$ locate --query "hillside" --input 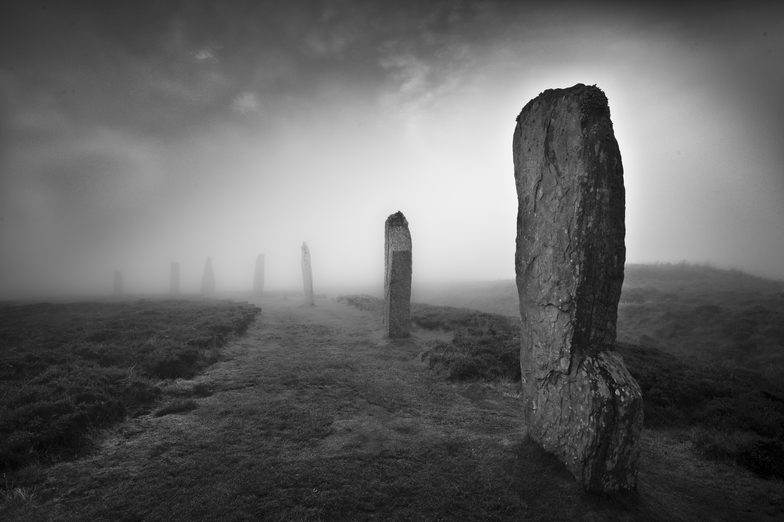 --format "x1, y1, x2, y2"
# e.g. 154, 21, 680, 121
412, 263, 784, 380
